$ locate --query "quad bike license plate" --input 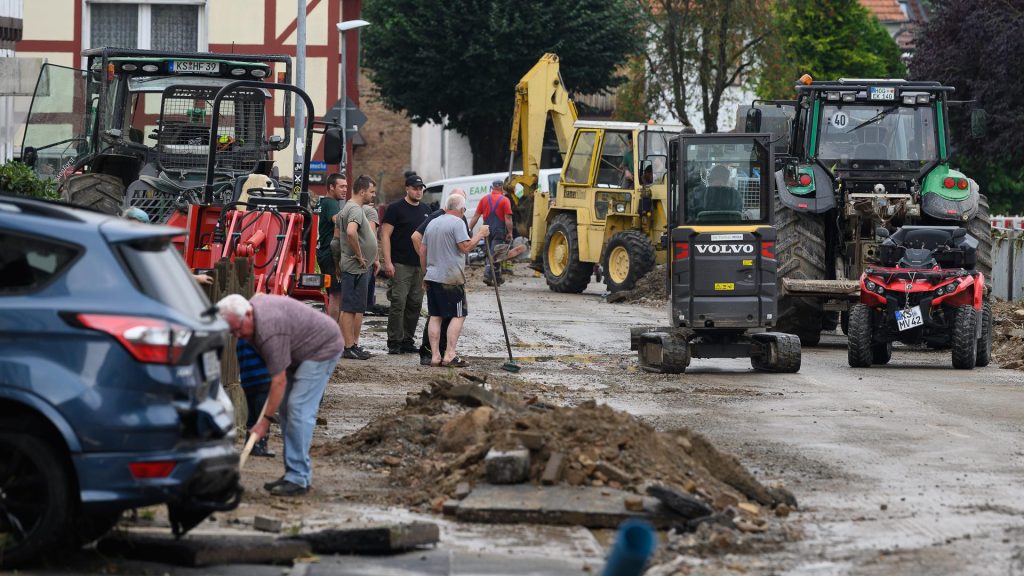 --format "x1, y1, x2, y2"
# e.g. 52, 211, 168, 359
895, 305, 924, 331
171, 60, 220, 74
